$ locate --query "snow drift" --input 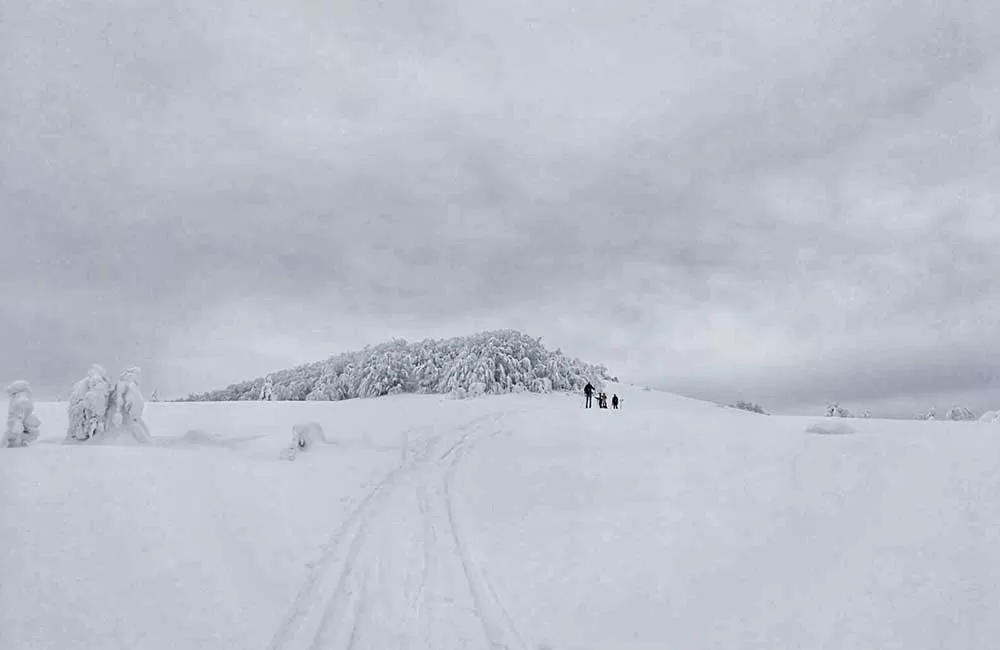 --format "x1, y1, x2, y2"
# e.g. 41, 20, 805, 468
805, 420, 857, 435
